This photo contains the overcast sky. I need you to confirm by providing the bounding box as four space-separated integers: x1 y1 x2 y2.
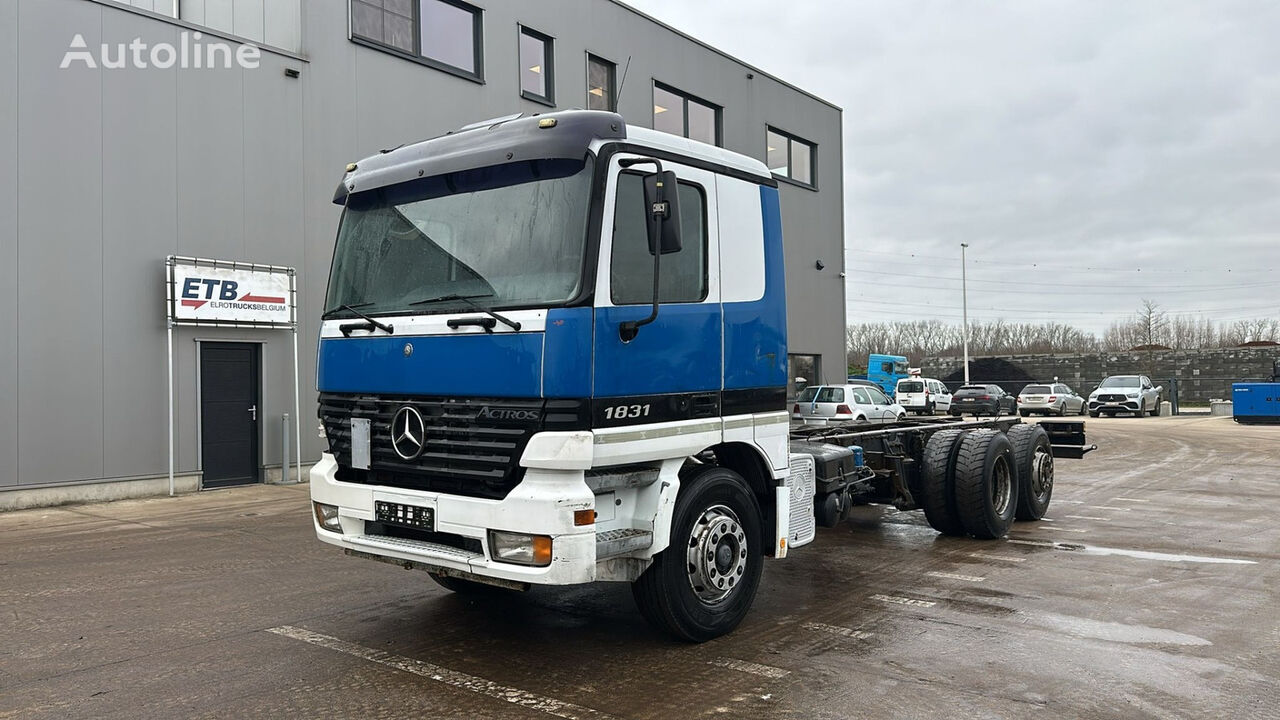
625 0 1280 334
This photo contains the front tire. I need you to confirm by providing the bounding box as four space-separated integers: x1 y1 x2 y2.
1149 397 1160 416
632 467 763 642
953 430 1018 539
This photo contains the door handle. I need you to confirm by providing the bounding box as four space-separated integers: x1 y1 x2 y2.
248 405 257 421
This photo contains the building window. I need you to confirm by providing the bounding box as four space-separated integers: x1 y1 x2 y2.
350 0 483 82
788 354 822 403
652 82 721 146
586 54 615 111
519 27 554 105
610 174 708 306
112 0 304 53
351 0 415 54
766 127 816 188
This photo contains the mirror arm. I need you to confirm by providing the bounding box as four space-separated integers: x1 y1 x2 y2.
621 244 662 342
618 156 667 343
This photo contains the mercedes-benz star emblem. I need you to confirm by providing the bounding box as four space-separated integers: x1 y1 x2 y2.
390 406 426 460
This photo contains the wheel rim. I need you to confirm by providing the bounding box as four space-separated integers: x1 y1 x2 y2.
685 504 748 605
1030 449 1054 501
991 456 1012 516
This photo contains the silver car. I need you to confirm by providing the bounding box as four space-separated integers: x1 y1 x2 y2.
793 384 908 426
1088 375 1163 417
1018 383 1086 416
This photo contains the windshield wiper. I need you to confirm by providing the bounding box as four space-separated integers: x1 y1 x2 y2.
408 292 521 332
323 303 394 336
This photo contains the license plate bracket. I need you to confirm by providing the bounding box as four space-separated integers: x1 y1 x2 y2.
375 501 435 531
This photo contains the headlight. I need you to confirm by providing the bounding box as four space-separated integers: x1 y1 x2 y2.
1126 392 1139 398
488 530 552 567
313 502 342 533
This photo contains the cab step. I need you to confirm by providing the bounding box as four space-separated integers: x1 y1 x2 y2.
596 528 653 559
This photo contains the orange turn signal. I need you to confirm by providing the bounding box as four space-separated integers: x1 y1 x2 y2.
574 509 596 526
532 536 553 566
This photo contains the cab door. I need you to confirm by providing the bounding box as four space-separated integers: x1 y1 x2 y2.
591 154 722 422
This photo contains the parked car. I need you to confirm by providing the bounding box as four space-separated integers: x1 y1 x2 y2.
1018 382 1086 416
793 384 908 426
1088 375 1162 417
949 384 1017 417
895 377 953 415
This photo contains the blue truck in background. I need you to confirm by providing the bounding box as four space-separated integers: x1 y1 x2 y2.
308 111 1090 641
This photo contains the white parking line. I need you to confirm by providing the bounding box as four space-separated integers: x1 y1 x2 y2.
266 626 619 720
870 594 937 608
1112 497 1150 502
1093 506 1132 512
926 571 986 582
1065 515 1109 521
801 621 872 639
1003 542 1258 565
708 657 791 679
1041 527 1088 534
968 552 1025 563
1055 500 1085 504
1007 539 1057 548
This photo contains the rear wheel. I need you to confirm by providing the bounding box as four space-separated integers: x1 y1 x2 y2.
920 429 968 536
953 430 1018 539
1007 424 1054 521
1149 396 1160 416
632 467 763 642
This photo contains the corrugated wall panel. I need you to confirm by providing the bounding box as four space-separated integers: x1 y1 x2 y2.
0 0 17 487
100 11 180 479
16 0 106 485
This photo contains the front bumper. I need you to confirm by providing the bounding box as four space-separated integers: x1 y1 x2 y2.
310 453 597 585
1089 399 1140 412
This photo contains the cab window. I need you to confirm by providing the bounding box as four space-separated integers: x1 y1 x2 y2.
610 173 708 305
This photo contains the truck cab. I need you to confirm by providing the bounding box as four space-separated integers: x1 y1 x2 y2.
310 111 795 641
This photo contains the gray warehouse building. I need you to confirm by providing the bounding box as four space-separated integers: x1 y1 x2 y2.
0 0 845 507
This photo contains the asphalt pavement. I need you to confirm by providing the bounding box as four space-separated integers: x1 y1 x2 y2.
1 414 1277 719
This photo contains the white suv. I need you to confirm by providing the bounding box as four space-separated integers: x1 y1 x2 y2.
895 377 952 415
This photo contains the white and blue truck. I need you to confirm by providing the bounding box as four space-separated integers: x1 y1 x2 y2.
309 111 1092 641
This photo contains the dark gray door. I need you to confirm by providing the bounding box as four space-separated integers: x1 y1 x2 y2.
200 343 260 488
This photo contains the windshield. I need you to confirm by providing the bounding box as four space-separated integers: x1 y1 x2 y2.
325 157 594 316
1100 376 1140 388
1022 385 1051 394
898 381 924 393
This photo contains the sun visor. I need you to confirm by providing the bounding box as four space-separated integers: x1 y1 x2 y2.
333 110 626 205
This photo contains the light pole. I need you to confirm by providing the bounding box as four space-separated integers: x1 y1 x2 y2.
961 243 970 384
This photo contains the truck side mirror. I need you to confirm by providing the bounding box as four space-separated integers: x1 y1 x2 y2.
643 170 683 255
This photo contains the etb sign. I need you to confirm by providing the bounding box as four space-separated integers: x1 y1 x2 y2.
167 257 295 327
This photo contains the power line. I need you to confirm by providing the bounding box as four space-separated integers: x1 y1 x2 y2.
848 248 1279 275
845 267 1280 293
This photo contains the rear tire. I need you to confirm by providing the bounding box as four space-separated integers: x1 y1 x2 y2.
1007 424 1054 521
921 429 969 536
632 467 763 642
953 430 1018 539
1149 397 1160 416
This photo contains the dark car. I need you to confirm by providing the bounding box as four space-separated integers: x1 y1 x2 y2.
949 384 1017 417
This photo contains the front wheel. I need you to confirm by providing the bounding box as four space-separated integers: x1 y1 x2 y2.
632 467 763 642
1149 397 1161 416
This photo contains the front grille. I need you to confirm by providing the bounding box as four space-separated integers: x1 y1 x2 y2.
1098 394 1128 402
320 393 587 500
